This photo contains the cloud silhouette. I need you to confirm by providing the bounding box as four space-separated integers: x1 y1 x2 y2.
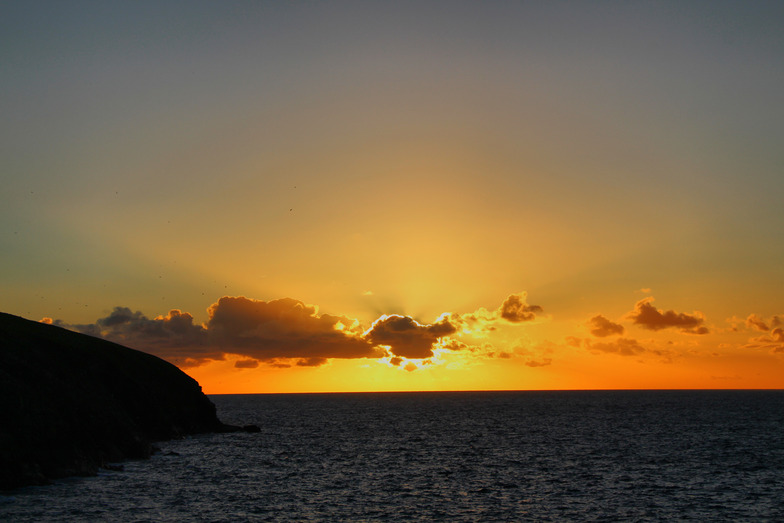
51 292 543 369
67 297 381 367
627 298 708 334
365 314 457 359
453 292 543 334
588 314 625 337
71 307 208 360
499 293 543 323
587 337 647 356
296 357 328 367
202 296 380 363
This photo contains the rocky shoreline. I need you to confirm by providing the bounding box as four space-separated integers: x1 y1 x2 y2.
0 312 256 490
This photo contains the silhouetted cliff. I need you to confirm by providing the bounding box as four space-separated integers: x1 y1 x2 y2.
0 312 227 490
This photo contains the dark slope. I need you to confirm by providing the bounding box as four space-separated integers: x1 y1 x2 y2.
0 312 226 490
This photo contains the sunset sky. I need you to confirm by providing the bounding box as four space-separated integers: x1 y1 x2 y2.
2 1 783 393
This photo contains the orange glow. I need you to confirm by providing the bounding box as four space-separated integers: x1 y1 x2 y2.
186 338 784 395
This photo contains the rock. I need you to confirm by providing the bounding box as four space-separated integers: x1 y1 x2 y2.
0 312 228 490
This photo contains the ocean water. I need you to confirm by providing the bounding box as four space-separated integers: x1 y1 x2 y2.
2 390 783 521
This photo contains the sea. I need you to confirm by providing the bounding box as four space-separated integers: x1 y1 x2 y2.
1 390 783 521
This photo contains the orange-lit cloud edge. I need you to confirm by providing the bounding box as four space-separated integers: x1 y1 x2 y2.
42 292 784 393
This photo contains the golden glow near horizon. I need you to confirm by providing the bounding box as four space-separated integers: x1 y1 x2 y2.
3 2 784 392
34 291 784 393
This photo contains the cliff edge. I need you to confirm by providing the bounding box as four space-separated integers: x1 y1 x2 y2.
0 312 227 490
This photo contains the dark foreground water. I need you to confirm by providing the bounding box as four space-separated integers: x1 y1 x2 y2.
2 390 784 521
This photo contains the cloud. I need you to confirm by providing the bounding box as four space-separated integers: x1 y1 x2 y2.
452 292 543 334
365 314 457 359
745 313 784 332
742 314 784 353
493 340 556 368
67 297 381 367
440 338 470 352
627 297 708 334
573 336 675 361
681 326 710 335
71 307 208 361
588 315 625 337
746 314 769 331
234 359 259 369
499 293 543 323
586 337 647 356
52 291 543 370
296 357 328 367
745 331 784 351
202 296 380 363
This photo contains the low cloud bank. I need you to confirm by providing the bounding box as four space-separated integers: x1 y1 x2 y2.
49 292 541 369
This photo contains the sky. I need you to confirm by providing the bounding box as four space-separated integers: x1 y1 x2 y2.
2 1 783 393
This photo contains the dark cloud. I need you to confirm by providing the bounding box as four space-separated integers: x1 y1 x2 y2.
588 314 624 337
234 359 259 369
525 358 552 367
587 338 647 356
65 297 381 367
627 298 708 334
682 326 710 335
365 314 457 359
71 307 208 365
296 357 328 367
51 292 542 369
202 297 378 363
499 293 543 323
